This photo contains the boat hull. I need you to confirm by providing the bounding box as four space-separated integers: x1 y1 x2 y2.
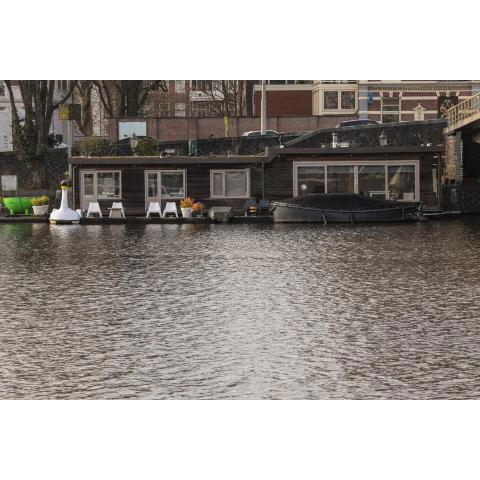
272 204 418 223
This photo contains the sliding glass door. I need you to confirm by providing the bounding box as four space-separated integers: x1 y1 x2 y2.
145 170 185 210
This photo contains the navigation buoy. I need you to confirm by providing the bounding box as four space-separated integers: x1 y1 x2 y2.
49 180 81 225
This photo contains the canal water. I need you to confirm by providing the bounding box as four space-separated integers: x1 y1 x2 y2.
1 219 480 399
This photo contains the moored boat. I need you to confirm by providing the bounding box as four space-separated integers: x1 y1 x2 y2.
271 193 420 223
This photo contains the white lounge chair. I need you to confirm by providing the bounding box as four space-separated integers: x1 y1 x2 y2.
86 202 102 218
163 202 178 218
146 202 162 218
108 201 125 218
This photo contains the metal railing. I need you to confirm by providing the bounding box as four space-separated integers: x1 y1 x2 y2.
445 92 480 131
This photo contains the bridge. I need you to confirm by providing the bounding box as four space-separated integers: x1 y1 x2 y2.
444 91 480 135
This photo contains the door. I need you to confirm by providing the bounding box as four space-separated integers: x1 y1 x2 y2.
145 171 160 211
81 171 96 210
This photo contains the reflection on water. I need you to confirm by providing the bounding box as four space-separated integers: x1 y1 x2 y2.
1 219 480 399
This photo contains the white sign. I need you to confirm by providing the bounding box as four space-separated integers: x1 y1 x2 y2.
118 121 147 139
2 175 17 192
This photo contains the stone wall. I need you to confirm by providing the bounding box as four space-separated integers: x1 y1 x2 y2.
442 183 480 213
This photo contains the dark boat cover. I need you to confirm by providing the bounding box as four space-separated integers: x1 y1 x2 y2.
276 193 417 211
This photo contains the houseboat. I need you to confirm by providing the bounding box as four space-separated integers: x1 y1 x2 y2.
68 120 445 217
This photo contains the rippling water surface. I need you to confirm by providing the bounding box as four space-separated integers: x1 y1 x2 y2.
1 219 480 399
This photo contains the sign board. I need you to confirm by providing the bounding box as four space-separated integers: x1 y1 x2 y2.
119 121 147 139
59 104 81 121
1 174 17 192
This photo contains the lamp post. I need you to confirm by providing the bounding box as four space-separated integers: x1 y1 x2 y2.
130 134 138 155
379 131 388 146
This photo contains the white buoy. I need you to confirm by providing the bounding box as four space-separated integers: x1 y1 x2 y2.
49 180 81 225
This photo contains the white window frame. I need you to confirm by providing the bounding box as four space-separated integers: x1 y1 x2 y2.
144 170 187 208
293 160 420 201
175 80 185 93
381 97 401 123
319 87 358 115
210 169 250 199
80 170 122 207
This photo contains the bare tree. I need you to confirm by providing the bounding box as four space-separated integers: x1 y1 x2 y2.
195 80 247 117
74 81 94 136
93 80 167 118
5 80 76 187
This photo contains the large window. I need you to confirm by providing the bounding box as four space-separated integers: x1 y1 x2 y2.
382 98 400 123
358 165 386 198
388 165 416 201
145 170 185 202
210 169 250 198
1 174 17 192
327 165 355 193
81 171 122 209
297 166 325 196
294 162 419 201
96 172 121 199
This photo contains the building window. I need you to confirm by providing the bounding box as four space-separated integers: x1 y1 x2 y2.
387 165 416 200
210 169 250 198
175 80 185 93
175 103 186 117
1 174 17 192
323 90 357 111
323 91 339 110
158 103 171 117
341 91 356 109
0 81 5 96
382 98 400 123
191 101 222 117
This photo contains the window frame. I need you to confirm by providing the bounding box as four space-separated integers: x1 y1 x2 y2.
81 170 122 200
321 88 358 114
381 97 401 123
293 160 420 201
144 169 187 207
210 169 251 199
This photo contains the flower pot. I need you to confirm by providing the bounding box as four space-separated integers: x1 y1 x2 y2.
181 207 192 218
32 204 49 216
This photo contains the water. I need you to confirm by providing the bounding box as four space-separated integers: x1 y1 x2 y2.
1 219 480 399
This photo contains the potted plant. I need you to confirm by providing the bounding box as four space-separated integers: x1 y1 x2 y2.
192 201 205 217
180 197 194 218
31 195 50 215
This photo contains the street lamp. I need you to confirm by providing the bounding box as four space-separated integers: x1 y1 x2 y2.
379 131 388 146
130 134 138 155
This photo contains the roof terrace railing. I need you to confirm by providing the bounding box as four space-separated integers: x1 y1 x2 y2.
445 91 480 132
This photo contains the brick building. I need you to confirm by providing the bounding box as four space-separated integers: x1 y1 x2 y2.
313 80 480 122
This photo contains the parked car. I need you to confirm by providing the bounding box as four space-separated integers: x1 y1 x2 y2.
241 130 280 137
335 119 379 128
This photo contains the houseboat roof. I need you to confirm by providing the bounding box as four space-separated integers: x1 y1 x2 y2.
70 144 444 167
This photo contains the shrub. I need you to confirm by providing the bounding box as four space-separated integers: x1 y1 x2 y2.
180 197 194 208
31 195 49 206
79 136 111 157
135 138 160 156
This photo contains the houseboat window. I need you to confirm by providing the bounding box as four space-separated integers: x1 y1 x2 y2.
97 172 121 199
147 173 158 197
387 165 416 200
327 165 354 193
210 170 250 198
83 173 94 196
212 172 223 196
358 165 386 198
161 172 184 198
297 166 325 195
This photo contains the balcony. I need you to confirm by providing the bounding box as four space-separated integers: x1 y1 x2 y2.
444 92 480 134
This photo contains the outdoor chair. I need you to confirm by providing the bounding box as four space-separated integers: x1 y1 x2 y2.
163 202 179 218
244 199 257 217
86 202 102 218
108 201 125 218
258 199 270 216
146 202 162 218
